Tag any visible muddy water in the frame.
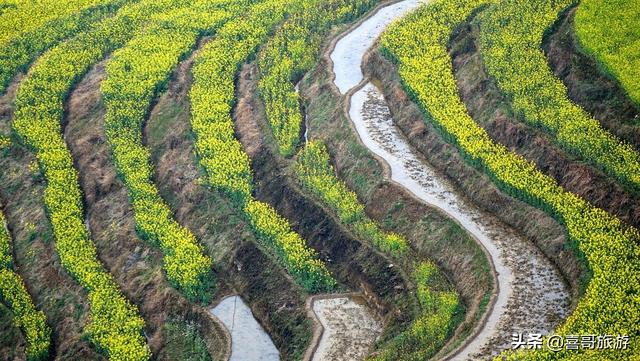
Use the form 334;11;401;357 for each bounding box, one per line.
210;296;279;361
329;1;571;359
311;297;382;361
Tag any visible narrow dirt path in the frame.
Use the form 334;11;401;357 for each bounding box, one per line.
328;1;571;359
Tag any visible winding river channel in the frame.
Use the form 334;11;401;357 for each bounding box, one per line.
329;1;571;359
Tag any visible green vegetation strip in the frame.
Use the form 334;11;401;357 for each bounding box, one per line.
372;262;459;361
189;0;336;293
479;0;640;191
162;321;211;361
11;0;213;358
0;0;137;94
296;141;407;256
101;0;251;302
0;210;51;360
0;135;9;149
256;0;378;157
575;0;640;108
382;0;640;359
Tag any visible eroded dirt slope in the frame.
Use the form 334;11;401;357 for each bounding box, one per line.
449;17;640;231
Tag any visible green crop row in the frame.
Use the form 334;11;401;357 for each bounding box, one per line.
371;262;460;361
243;199;337;292
0;270;50;361
101;0;249;302
0;0;136;94
296;141;407;256
382;0;640;359
189;0;336;293
478;0;640;192
10;0;208;358
256;0;378;156
575;0;640;108
0;210;51;360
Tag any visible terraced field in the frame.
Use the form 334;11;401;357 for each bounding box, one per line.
0;0;638;360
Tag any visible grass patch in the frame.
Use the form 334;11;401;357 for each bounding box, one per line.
163;321;211;361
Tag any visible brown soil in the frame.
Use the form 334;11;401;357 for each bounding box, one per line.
363;47;586;297
233;64;418;341
544;6;640;150
447;19;640;232
144;42;315;361
63;60;230;361
0;76;101;360
0;303;26;361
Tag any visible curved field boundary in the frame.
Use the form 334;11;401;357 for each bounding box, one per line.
0;0;137;94
189;0;336;293
0;208;51;361
296;141;408;255
101;0;249;302
10;0;210;358
574;0;640;108
479;0;640;192
256;0;379;157
381;0;640;359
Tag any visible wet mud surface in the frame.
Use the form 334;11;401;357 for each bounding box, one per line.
311;296;382;361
